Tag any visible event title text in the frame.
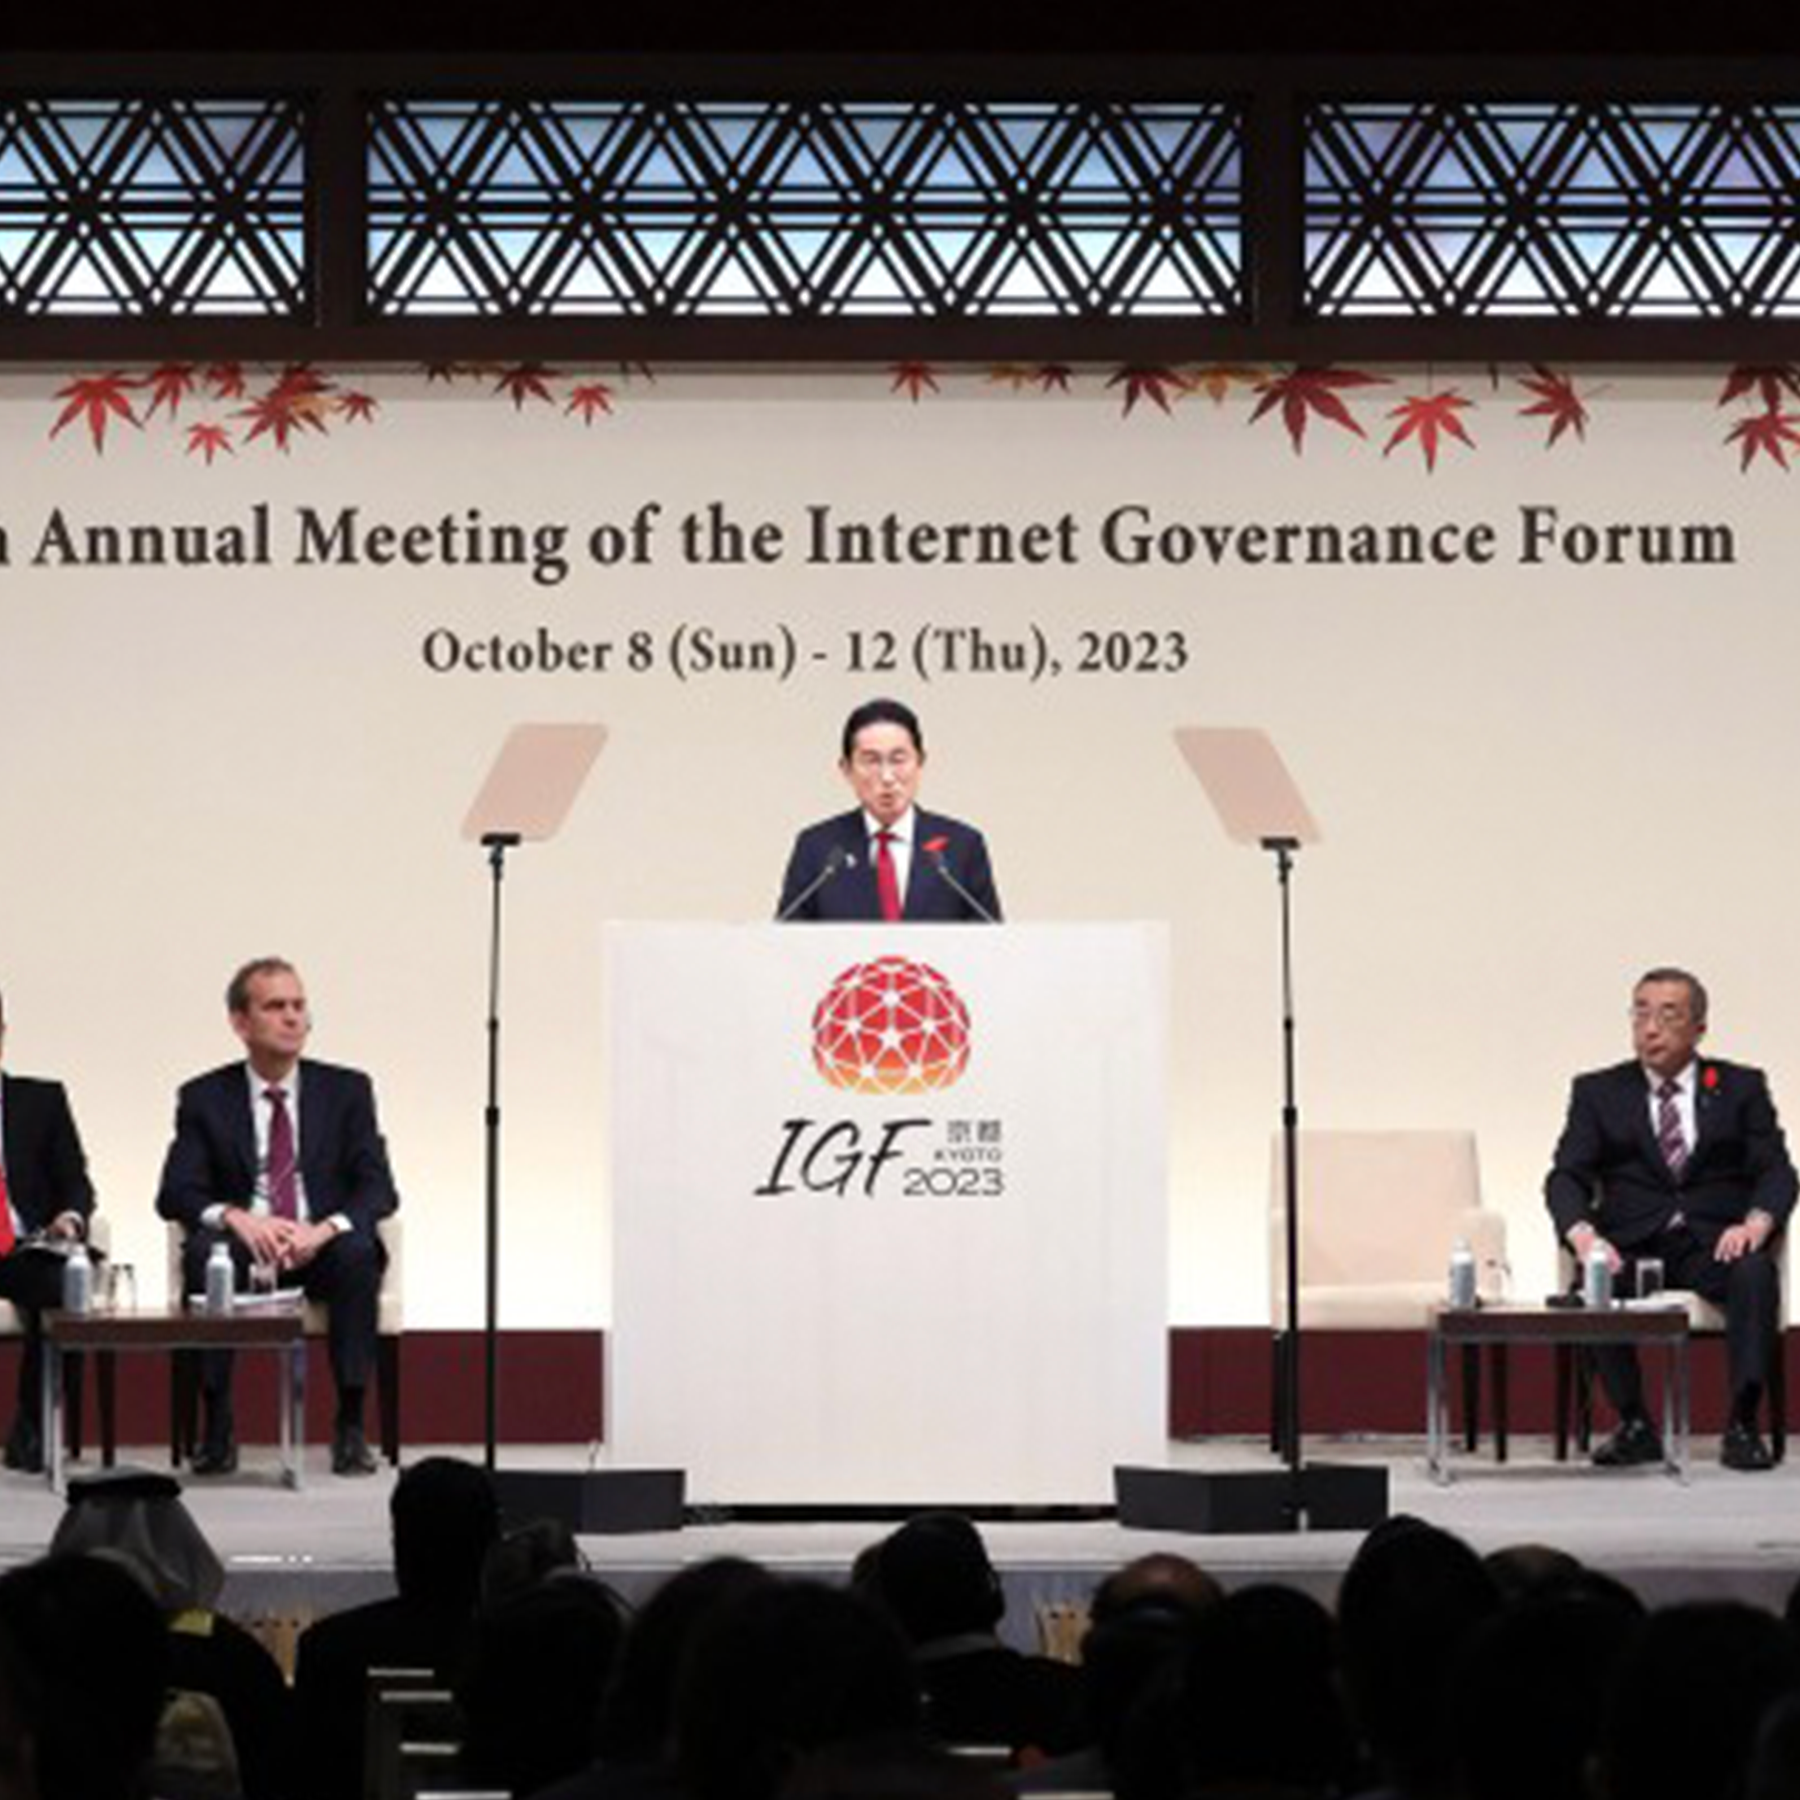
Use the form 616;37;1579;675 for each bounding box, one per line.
0;501;1739;589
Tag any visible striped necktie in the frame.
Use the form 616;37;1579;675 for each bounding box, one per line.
1656;1078;1688;1177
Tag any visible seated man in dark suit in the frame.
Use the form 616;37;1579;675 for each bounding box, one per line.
777;698;1002;923
156;957;398;1476
0;984;96;1473
1546;966;1795;1471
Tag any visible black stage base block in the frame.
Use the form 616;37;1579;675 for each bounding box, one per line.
494;1468;685;1534
1114;1463;1389;1535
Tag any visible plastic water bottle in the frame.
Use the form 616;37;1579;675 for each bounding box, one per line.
205;1240;235;1316
61;1241;93;1316
1447;1239;1477;1310
1583;1243;1614;1309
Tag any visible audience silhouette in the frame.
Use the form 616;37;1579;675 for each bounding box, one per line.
10;1482;1800;1800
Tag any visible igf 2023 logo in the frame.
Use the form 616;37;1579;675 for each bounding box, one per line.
754;957;1005;1200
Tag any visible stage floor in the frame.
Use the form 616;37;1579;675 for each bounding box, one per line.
5;1435;1797;1658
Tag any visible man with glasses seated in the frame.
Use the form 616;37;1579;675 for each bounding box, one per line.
776;698;1002;925
1546;966;1794;1472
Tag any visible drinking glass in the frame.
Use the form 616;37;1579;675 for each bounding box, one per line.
106;1261;137;1314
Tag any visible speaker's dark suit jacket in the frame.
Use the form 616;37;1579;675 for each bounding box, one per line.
155;1058;398;1240
1546;1057;1797;1251
777;809;1002;923
0;1073;94;1232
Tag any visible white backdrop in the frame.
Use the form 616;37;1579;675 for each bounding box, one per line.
0;363;1795;1335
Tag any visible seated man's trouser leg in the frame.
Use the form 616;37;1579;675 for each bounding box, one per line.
0;1251;67;1417
299;1231;382;1399
181;1227;383;1413
1593;1234;1778;1417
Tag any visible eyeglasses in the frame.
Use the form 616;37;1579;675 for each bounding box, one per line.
851;752;918;775
1630;1004;1694;1028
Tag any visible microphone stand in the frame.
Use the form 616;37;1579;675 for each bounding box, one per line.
1268;837;1304;1525
1125;725;1386;1534
480;830;520;1472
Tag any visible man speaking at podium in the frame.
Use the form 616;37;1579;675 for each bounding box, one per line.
777;698;1002;924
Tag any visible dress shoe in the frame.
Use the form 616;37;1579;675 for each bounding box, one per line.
1721;1419;1775;1472
331;1421;377;1477
1591;1416;1664;1467
3;1416;44;1475
190;1435;239;1476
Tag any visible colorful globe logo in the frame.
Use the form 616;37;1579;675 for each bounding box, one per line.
812;957;972;1094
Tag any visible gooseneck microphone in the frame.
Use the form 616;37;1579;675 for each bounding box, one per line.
777;844;855;921
926;844;999;924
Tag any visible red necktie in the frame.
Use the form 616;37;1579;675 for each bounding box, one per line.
0;1163;14;1256
875;830;902;923
266;1087;299;1220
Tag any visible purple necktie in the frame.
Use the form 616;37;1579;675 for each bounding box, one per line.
265;1086;299;1220
1656;1079;1688;1178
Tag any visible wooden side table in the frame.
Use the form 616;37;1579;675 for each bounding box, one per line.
43;1305;307;1494
1427;1301;1689;1484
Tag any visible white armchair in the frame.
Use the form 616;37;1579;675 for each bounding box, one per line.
1269;1130;1508;1457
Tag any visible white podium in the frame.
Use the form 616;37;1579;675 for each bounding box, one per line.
605;923;1168;1504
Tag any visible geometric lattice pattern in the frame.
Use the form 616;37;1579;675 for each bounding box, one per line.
0;99;308;317
811;957;972;1095
366;98;1243;318
1305;101;1800;318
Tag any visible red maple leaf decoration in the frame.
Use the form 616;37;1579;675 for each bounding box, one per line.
890;362;940;402
1725;408;1800;471
1106;365;1189;417
1186;364;1263;405
1516;366;1590;447
1383;389;1477;470
337;391;379;422
1717;365;1800;412
493;364;559;409
986;364;1039;391
204;362;246;400
1249;366;1386;452
49;373;142;453
615;361;656;383
185;422;234;464
268;363;333;401
565;383;615;424
237;388;329;453
1031;365;1073;393
144;363;199;420
423;362;467;383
